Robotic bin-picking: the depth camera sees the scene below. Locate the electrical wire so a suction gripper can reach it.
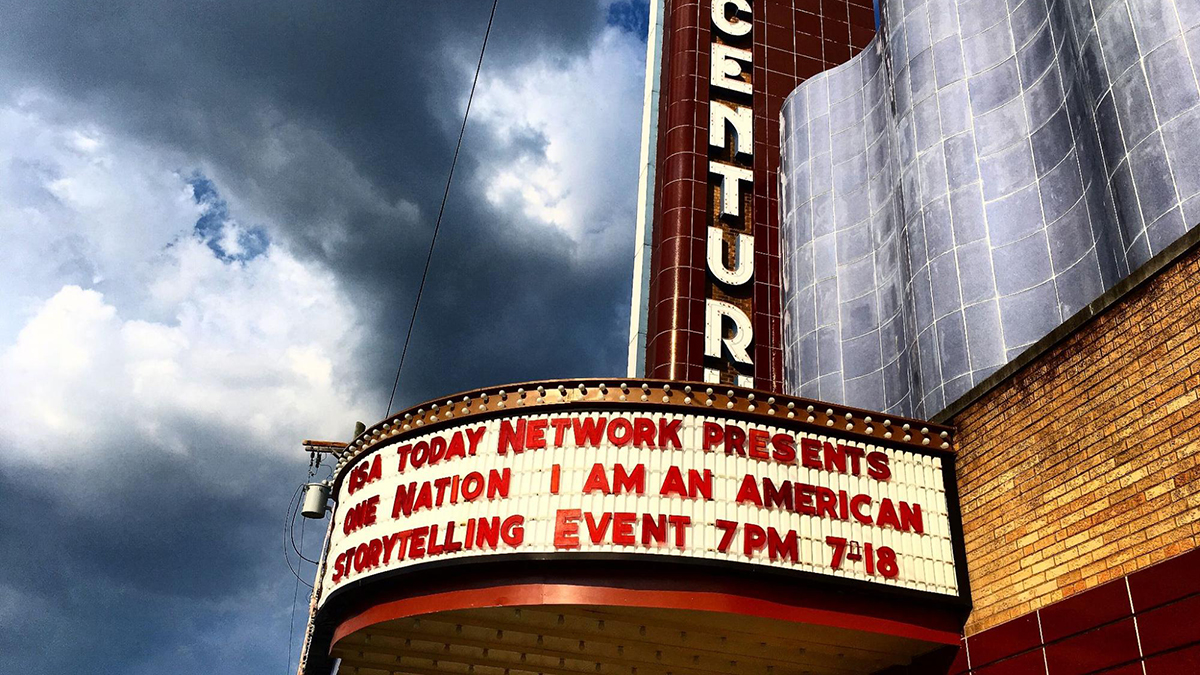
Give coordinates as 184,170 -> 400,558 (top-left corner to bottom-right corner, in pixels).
291,498 -> 318,565
284,484 -> 309,674
283,485 -> 314,590
384,0 -> 501,418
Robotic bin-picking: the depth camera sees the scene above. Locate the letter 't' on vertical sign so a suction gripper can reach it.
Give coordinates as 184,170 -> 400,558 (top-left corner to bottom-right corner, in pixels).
710,161 -> 753,218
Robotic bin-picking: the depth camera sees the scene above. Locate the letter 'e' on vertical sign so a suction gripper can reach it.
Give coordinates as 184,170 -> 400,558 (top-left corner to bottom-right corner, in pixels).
711,43 -> 752,95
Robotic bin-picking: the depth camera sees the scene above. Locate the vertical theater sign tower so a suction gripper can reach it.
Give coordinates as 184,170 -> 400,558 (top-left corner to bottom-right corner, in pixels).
629,0 -> 876,390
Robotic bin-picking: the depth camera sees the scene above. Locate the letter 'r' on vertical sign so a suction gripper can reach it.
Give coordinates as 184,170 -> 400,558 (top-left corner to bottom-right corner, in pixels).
711,43 -> 752,95
705,299 -> 754,365
711,0 -> 752,37
707,226 -> 754,286
710,101 -> 753,158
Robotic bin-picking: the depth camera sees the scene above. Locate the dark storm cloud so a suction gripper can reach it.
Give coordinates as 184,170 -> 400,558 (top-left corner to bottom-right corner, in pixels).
0,0 -> 633,400
0,437 -> 315,673
0,1 -> 642,673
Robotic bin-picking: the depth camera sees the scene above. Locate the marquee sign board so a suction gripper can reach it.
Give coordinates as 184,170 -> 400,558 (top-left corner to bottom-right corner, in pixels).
319,399 -> 962,608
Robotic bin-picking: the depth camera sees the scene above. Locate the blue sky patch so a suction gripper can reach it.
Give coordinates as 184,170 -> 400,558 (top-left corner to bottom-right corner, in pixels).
187,173 -> 269,263
606,1 -> 650,38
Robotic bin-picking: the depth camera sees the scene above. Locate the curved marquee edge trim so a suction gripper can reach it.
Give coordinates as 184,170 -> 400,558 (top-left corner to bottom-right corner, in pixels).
329,582 -> 965,650
334,378 -> 956,488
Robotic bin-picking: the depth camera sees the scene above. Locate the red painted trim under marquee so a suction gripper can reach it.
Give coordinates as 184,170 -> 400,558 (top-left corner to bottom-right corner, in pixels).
331,582 -> 963,650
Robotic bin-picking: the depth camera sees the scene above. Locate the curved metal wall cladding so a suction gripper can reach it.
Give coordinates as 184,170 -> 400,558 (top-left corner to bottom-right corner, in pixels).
780,0 -> 1200,418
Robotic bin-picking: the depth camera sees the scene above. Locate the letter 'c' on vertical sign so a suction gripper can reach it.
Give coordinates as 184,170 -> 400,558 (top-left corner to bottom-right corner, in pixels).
707,226 -> 754,286
711,43 -> 753,95
710,101 -> 753,157
711,0 -> 752,37
705,299 -> 754,365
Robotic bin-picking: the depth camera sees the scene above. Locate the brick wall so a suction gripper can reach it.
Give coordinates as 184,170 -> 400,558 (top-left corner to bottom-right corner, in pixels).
948,239 -> 1200,637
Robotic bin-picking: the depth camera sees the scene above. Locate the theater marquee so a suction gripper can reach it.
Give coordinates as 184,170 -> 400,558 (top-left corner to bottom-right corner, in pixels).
320,384 -> 962,609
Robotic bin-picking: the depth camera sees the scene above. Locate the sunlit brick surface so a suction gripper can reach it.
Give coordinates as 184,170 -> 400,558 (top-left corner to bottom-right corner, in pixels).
951,243 -> 1200,636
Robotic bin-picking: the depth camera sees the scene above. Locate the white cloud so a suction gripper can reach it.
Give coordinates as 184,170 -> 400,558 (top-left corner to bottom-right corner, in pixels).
473,26 -> 645,259
0,242 -> 367,470
0,93 -> 370,476
0,95 -> 202,339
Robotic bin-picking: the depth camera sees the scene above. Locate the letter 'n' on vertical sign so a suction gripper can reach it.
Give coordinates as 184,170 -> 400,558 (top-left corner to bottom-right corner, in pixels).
710,101 -> 753,158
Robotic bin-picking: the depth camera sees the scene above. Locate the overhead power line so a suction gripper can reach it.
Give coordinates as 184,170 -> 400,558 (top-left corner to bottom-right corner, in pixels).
385,0 -> 501,418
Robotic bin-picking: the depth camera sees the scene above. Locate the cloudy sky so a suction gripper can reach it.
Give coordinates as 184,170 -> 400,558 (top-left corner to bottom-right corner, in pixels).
0,2 -> 648,672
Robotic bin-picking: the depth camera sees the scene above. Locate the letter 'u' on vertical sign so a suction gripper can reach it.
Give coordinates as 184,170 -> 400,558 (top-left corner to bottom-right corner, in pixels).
712,0 -> 752,37
705,299 -> 754,365
707,226 -> 754,286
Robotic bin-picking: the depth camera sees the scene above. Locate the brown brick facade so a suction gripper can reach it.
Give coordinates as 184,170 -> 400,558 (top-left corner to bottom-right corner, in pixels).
947,237 -> 1200,637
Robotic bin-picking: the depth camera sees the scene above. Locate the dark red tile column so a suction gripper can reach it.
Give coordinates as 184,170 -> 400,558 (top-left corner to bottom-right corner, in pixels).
646,0 -> 706,382
644,0 -> 873,389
